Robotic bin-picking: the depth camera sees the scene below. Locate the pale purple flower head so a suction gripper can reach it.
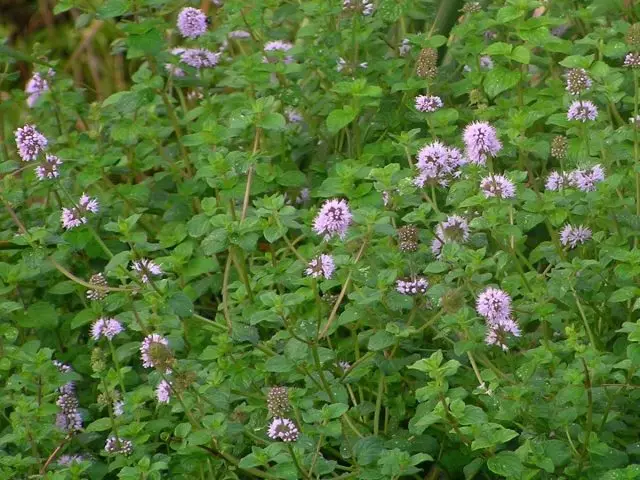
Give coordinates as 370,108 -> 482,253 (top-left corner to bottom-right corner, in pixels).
567,100 -> 598,122
296,188 -> 310,204
480,56 -> 494,70
157,380 -> 172,404
476,287 -> 512,323
431,215 -> 470,257
285,107 -> 303,123
399,38 -> 411,56
267,417 -> 299,442
415,95 -> 443,113
545,171 -> 574,191
113,400 -> 124,417
485,316 -> 521,351
263,41 -> 294,64
180,49 -> 219,69
565,68 -> 592,95
305,254 -> 335,279
624,52 -> 640,69
343,0 -> 374,15
396,277 -> 428,295
339,360 -> 351,371
15,124 -> 48,161
480,174 -> 515,199
177,7 -> 208,39
105,437 -> 133,456
313,199 -> 353,240
570,164 -> 604,192
91,318 -> 124,341
140,333 -> 172,373
56,392 -> 82,433
61,194 -> 99,230
463,121 -> 502,166
86,273 -> 108,301
229,30 -> 251,39
25,69 -> 54,107
131,258 -> 162,283
560,224 -> 592,248
58,455 -> 85,466
414,141 -> 466,188
35,154 -> 62,180
53,360 -> 75,395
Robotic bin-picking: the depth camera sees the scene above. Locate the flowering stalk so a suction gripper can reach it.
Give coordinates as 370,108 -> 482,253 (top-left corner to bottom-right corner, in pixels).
635,69 -> 640,248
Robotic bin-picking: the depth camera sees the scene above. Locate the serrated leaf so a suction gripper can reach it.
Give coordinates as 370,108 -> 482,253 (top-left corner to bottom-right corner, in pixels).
484,67 -> 520,98
327,106 -> 357,134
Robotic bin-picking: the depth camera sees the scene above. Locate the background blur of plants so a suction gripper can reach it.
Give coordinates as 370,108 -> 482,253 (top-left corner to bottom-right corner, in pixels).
2,0 -> 640,479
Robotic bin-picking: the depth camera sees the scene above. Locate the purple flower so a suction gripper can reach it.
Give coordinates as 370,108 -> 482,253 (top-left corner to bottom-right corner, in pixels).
285,107 -> 303,123
25,69 -> 54,107
53,360 -> 75,395
91,318 -> 124,341
35,153 -> 62,180
479,56 -> 494,70
339,361 -> 351,371
105,437 -> 133,456
476,287 -> 512,323
545,171 -> 574,191
58,455 -> 85,466
56,392 -> 82,433
313,199 -> 353,240
571,164 -> 604,192
480,174 -> 515,199
15,124 -> 48,161
463,121 -> 502,166
396,277 -> 428,295
343,0 -> 374,15
305,254 -> 335,279
414,141 -> 466,188
140,333 -> 172,373
431,215 -> 470,257
560,224 -> 592,248
567,100 -> 598,122
229,30 -> 251,39
399,38 -> 411,56
565,68 -> 592,95
624,52 -> 640,69
485,316 -> 521,351
113,400 -> 124,417
177,7 -> 208,39
157,380 -> 172,403
61,193 -> 99,230
267,418 -> 299,442
131,258 -> 162,283
415,95 -> 443,113
180,49 -> 219,69
86,273 -> 108,301
263,41 -> 294,64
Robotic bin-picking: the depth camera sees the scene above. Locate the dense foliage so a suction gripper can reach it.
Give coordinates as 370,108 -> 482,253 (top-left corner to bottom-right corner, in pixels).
2,0 -> 640,478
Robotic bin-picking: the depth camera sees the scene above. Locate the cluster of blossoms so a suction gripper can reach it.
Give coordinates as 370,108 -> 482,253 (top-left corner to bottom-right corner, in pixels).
104,436 -> 133,456
267,387 -> 290,417
464,56 -> 493,72
431,215 -> 470,258
397,225 -> 419,252
565,68 -> 592,95
567,100 -> 598,122
61,194 -> 99,230
267,418 -> 299,442
91,318 -> 124,341
416,47 -> 438,79
560,224 -> 592,249
177,7 -> 208,39
480,174 -> 516,199
179,48 -> 219,69
336,57 -> 368,73
285,107 -> 303,124
338,360 -> 351,372
35,154 -> 62,180
131,258 -> 162,283
86,273 -> 108,301
15,124 -> 48,161
398,38 -> 411,56
313,199 -> 352,240
462,121 -> 502,165
263,41 -> 294,64
229,30 -> 251,39
414,140 -> 466,188
25,69 -> 54,107
140,333 -> 173,373
545,164 -> 605,192
415,95 -> 443,113
624,52 -> 640,68
305,254 -> 335,279
343,0 -> 374,16
396,277 -> 428,296
53,361 -> 82,434
58,454 -> 86,466
550,135 -> 567,159
156,380 -> 172,404
624,24 -> 640,68
476,287 -> 520,350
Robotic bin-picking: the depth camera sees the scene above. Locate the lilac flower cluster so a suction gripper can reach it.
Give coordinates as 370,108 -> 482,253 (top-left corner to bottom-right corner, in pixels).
545,165 -> 605,192
131,258 -> 162,283
415,95 -> 443,113
560,224 -> 592,249
91,318 -> 124,341
336,57 -> 368,72
462,121 -> 502,165
53,361 -> 82,434
156,380 -> 172,404
25,69 -> 54,107
285,107 -> 303,123
86,273 -> 108,301
480,174 -> 516,199
263,41 -> 294,64
58,454 -> 86,466
431,215 -> 470,258
15,124 -> 48,161
140,333 -> 172,373
624,52 -> 640,68
343,0 -> 374,16
61,194 -> 99,230
180,48 -> 219,69
476,287 -> 520,351
105,436 -> 133,456
313,199 -> 352,240
396,277 -> 428,295
567,100 -> 598,122
177,7 -> 208,39
399,38 -> 411,56
414,141 -> 466,188
267,386 -> 290,417
35,154 -> 62,181
565,68 -> 592,95
305,254 -> 335,279
267,418 -> 299,442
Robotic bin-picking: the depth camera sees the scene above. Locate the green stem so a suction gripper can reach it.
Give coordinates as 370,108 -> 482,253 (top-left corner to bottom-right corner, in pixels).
373,372 -> 385,436
108,339 -> 126,394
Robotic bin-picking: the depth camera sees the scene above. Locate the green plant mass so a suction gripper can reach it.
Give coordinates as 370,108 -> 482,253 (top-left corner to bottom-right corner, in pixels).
1,0 -> 640,478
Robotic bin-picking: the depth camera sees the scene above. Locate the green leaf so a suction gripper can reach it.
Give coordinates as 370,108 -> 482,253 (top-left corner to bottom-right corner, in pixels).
97,0 -> 129,19
17,302 -> 58,329
559,54 -> 595,69
484,67 -> 520,98
323,403 -> 349,419
259,113 -> 286,131
168,292 -> 194,317
70,309 -> 96,330
510,45 -> 530,64
265,355 -> 294,373
609,286 -> 637,303
483,42 -> 513,56
326,106 -> 357,134
496,6 -> 523,23
487,452 -> 523,478
368,330 -> 395,351
86,417 -> 113,432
